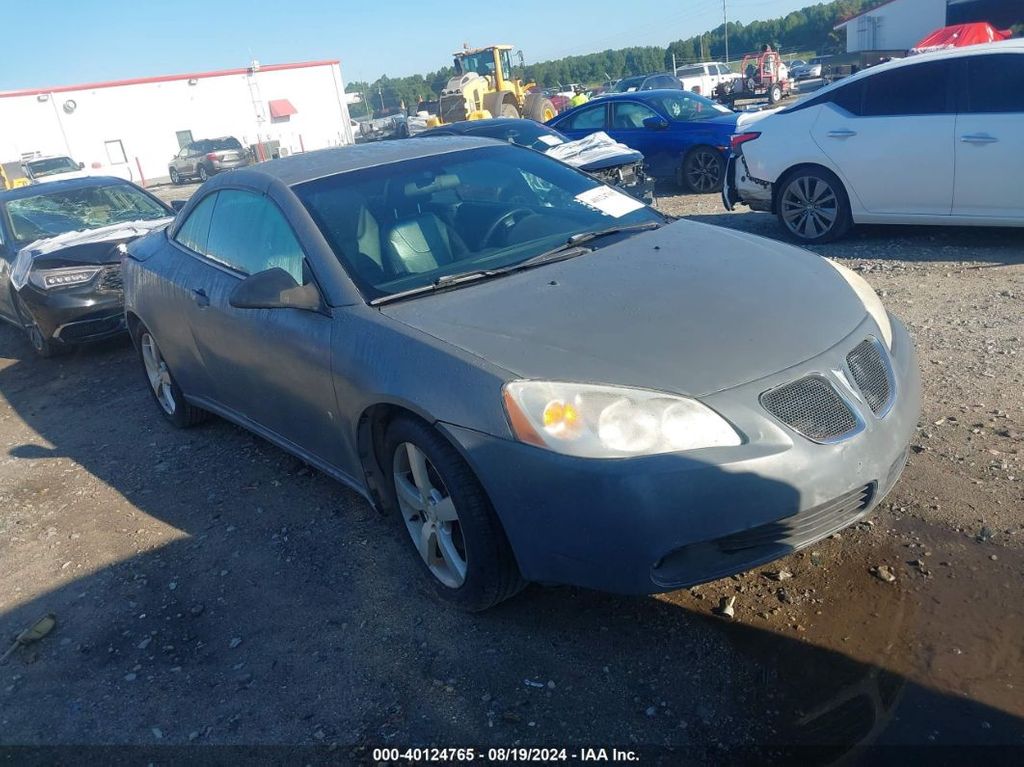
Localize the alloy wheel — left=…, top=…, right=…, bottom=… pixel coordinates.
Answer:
left=780, top=175, right=839, bottom=240
left=140, top=333, right=177, bottom=415
left=392, top=442, right=467, bottom=588
left=686, top=151, right=722, bottom=193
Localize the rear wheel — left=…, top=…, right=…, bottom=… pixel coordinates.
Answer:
left=681, top=147, right=725, bottom=193
left=136, top=325, right=208, bottom=428
left=500, top=102, right=520, bottom=119
left=198, top=165, right=210, bottom=182
left=525, top=95, right=557, bottom=122
left=768, top=83, right=783, bottom=104
left=384, top=415, right=524, bottom=611
left=776, top=166, right=852, bottom=243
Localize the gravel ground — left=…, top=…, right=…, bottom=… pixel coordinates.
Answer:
left=1, top=185, right=1022, bottom=759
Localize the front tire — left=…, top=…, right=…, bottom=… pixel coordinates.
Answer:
left=769, top=83, right=783, bottom=104
left=500, top=102, right=520, bottom=119
left=526, top=96, right=556, bottom=122
left=681, top=147, right=725, bottom=193
left=169, top=168, right=181, bottom=185
left=775, top=166, right=852, bottom=243
left=384, top=416, right=524, bottom=611
left=135, top=325, right=208, bottom=428
left=13, top=292, right=62, bottom=358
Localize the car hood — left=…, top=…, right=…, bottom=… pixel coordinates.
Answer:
left=11, top=218, right=173, bottom=287
left=544, top=131, right=644, bottom=171
left=380, top=220, right=868, bottom=396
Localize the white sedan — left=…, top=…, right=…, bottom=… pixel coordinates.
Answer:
left=723, top=39, right=1024, bottom=243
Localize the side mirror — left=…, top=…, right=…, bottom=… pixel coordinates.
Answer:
left=229, top=267, right=322, bottom=312
left=170, top=200, right=187, bottom=212
left=78, top=162, right=85, bottom=169
left=643, top=116, right=669, bottom=130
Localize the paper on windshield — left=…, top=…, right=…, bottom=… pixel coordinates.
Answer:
left=574, top=186, right=645, bottom=218
left=537, top=135, right=563, bottom=146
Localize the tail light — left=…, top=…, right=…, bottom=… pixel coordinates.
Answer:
left=730, top=132, right=761, bottom=154
left=206, top=152, right=219, bottom=161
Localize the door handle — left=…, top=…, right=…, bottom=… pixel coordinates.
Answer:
left=192, top=287, right=209, bottom=307
left=960, top=134, right=998, bottom=144
left=827, top=129, right=857, bottom=138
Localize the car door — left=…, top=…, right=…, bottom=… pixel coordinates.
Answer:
left=952, top=52, right=1024, bottom=220
left=552, top=102, right=608, bottom=140
left=607, top=100, right=674, bottom=178
left=179, top=188, right=342, bottom=465
left=171, top=147, right=188, bottom=174
left=810, top=59, right=956, bottom=217
left=0, top=215, right=16, bottom=321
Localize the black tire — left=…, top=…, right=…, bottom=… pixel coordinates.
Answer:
left=169, top=168, right=181, bottom=185
left=198, top=164, right=210, bottom=182
left=383, top=415, right=524, bottom=611
left=775, top=166, right=852, bottom=244
left=680, top=147, right=725, bottom=193
left=500, top=102, right=520, bottom=119
left=769, top=84, right=783, bottom=104
left=526, top=96, right=556, bottom=122
left=133, top=323, right=208, bottom=428
left=12, top=292, right=63, bottom=358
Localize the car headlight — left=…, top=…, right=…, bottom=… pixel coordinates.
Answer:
left=502, top=381, right=743, bottom=458
left=28, top=266, right=103, bottom=290
left=825, top=259, right=893, bottom=349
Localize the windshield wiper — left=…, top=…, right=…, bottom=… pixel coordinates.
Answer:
left=370, top=221, right=664, bottom=306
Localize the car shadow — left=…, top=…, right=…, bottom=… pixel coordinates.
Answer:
left=680, top=208, right=1024, bottom=266
left=1, top=323, right=1022, bottom=759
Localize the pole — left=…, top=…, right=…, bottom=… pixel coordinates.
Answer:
left=378, top=87, right=385, bottom=113
left=722, top=0, right=729, bottom=64
left=672, top=52, right=677, bottom=75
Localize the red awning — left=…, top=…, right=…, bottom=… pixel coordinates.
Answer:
left=912, top=23, right=1012, bottom=54
left=268, top=99, right=297, bottom=118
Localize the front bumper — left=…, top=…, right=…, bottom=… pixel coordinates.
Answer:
left=442, top=315, right=920, bottom=595
left=722, top=154, right=773, bottom=212
left=16, top=270, right=126, bottom=345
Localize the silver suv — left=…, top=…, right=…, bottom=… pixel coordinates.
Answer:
left=168, top=137, right=251, bottom=184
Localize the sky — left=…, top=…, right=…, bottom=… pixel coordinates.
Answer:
left=0, top=0, right=810, bottom=91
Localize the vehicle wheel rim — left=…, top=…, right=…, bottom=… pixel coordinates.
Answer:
left=687, top=152, right=721, bottom=193
left=200, top=167, right=208, bottom=181
left=781, top=176, right=838, bottom=239
left=392, top=442, right=467, bottom=588
left=140, top=333, right=177, bottom=415
left=170, top=170, right=179, bottom=183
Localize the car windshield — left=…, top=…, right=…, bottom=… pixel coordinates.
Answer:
left=608, top=77, right=644, bottom=93
left=4, top=182, right=170, bottom=244
left=295, top=145, right=662, bottom=300
left=26, top=157, right=79, bottom=177
left=647, top=91, right=732, bottom=120
left=464, top=122, right=565, bottom=151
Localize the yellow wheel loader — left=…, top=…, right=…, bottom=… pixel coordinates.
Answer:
left=434, top=45, right=557, bottom=126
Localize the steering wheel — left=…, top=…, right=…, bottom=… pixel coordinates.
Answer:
left=482, top=207, right=534, bottom=248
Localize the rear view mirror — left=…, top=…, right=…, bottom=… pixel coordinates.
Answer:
left=643, top=116, right=669, bottom=130
left=78, top=162, right=85, bottom=169
left=170, top=200, right=187, bottom=212
left=229, top=268, right=322, bottom=312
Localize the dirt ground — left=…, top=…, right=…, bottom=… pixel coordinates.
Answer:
left=1, top=183, right=1022, bottom=761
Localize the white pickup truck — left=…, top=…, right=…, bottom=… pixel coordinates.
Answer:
left=675, top=62, right=740, bottom=97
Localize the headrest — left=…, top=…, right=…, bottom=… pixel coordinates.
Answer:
left=402, top=174, right=460, bottom=198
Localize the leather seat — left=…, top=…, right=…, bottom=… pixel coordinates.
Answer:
left=308, top=191, right=385, bottom=283
left=382, top=174, right=467, bottom=275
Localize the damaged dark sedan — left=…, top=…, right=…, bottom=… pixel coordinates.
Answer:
left=124, top=138, right=920, bottom=611
left=0, top=177, right=173, bottom=356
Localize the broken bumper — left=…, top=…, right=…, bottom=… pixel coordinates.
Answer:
left=722, top=154, right=773, bottom=213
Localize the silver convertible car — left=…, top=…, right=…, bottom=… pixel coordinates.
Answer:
left=124, top=137, right=920, bottom=611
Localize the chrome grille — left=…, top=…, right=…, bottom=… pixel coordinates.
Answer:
left=98, top=265, right=123, bottom=292
left=846, top=337, right=894, bottom=415
left=760, top=375, right=860, bottom=442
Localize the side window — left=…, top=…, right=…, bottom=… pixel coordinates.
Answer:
left=829, top=79, right=865, bottom=115
left=611, top=101, right=659, bottom=129
left=861, top=61, right=952, bottom=116
left=204, top=190, right=306, bottom=283
left=173, top=192, right=218, bottom=254
left=966, top=54, right=1024, bottom=113
left=562, top=105, right=606, bottom=131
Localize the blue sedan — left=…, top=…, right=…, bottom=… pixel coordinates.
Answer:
left=547, top=89, right=738, bottom=193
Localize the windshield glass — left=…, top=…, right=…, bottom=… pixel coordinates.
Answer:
left=5, top=182, right=170, bottom=244
left=457, top=52, right=495, bottom=77
left=465, top=122, right=565, bottom=151
left=26, top=157, right=79, bottom=177
left=295, top=145, right=662, bottom=300
left=647, top=91, right=732, bottom=120
left=608, top=76, right=643, bottom=93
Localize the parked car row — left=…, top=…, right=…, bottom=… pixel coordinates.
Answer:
left=724, top=39, right=1024, bottom=242
left=1, top=132, right=920, bottom=612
